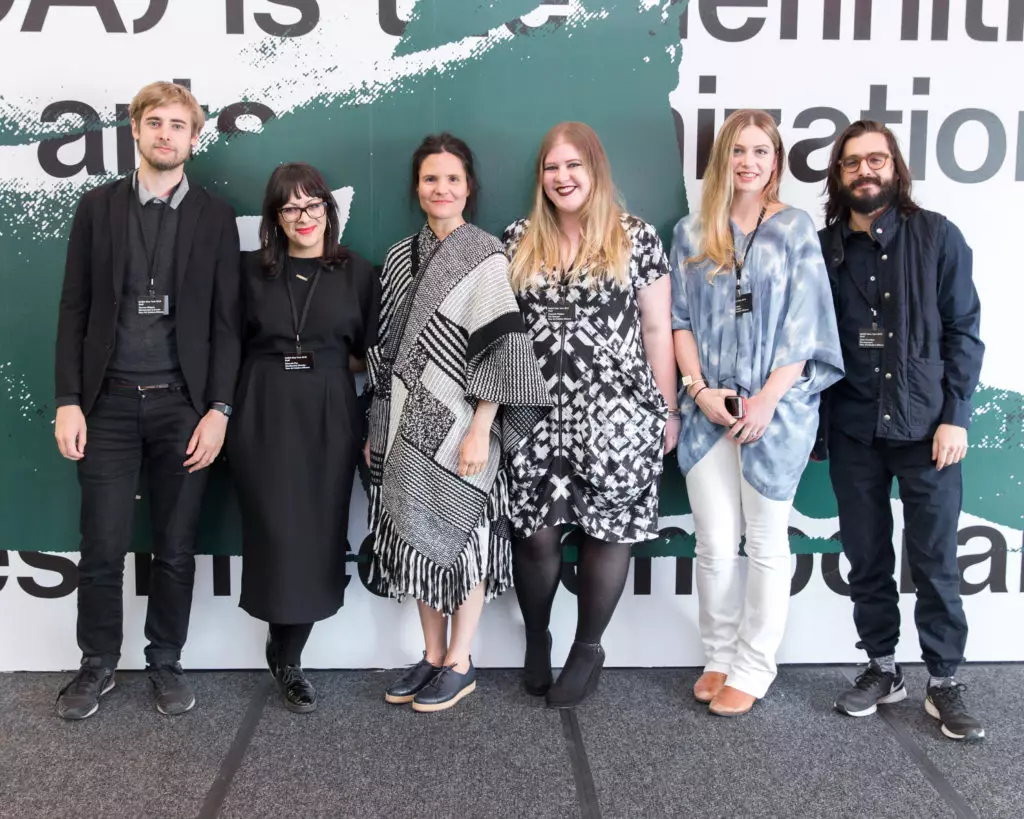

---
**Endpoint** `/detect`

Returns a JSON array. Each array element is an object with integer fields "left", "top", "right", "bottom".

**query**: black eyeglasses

[
  {"left": 279, "top": 201, "right": 327, "bottom": 222},
  {"left": 839, "top": 153, "right": 891, "bottom": 173}
]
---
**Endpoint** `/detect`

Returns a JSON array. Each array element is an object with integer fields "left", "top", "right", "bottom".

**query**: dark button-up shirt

[
  {"left": 818, "top": 205, "right": 984, "bottom": 448},
  {"left": 830, "top": 219, "right": 887, "bottom": 444}
]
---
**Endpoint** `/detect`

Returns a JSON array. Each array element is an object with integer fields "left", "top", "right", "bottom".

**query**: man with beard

[
  {"left": 815, "top": 121, "right": 985, "bottom": 740},
  {"left": 53, "top": 82, "right": 240, "bottom": 719}
]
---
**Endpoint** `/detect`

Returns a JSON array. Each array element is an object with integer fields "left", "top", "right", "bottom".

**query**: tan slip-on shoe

[
  {"left": 693, "top": 671, "right": 728, "bottom": 703},
  {"left": 709, "top": 684, "right": 756, "bottom": 717}
]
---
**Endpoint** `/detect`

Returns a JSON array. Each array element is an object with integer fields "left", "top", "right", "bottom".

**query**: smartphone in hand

[{"left": 724, "top": 395, "right": 746, "bottom": 419}]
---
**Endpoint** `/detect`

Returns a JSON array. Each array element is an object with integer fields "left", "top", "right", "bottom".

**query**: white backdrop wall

[{"left": 0, "top": 1, "right": 1020, "bottom": 671}]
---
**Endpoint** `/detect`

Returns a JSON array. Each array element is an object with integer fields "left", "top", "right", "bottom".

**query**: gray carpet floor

[{"left": 0, "top": 664, "right": 1018, "bottom": 819}]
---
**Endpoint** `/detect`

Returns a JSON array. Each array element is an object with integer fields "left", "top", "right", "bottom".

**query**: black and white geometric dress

[{"left": 502, "top": 214, "right": 670, "bottom": 545}]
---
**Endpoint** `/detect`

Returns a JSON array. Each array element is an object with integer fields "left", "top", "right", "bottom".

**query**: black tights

[
  {"left": 268, "top": 622, "right": 314, "bottom": 667},
  {"left": 512, "top": 526, "right": 632, "bottom": 645}
]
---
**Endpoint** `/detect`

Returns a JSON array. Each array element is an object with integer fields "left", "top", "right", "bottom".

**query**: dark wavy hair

[
  {"left": 259, "top": 162, "right": 348, "bottom": 277},
  {"left": 409, "top": 132, "right": 479, "bottom": 220},
  {"left": 824, "top": 120, "right": 919, "bottom": 227}
]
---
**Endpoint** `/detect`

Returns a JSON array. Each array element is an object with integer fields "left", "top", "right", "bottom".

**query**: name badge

[
  {"left": 137, "top": 295, "right": 170, "bottom": 316},
  {"left": 734, "top": 292, "right": 753, "bottom": 316},
  {"left": 858, "top": 328, "right": 886, "bottom": 349},
  {"left": 284, "top": 352, "right": 315, "bottom": 371},
  {"left": 547, "top": 303, "right": 577, "bottom": 325}
]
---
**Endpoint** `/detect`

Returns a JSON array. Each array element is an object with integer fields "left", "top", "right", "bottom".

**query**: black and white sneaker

[
  {"left": 148, "top": 662, "right": 196, "bottom": 716},
  {"left": 56, "top": 662, "right": 116, "bottom": 720},
  {"left": 925, "top": 683, "right": 985, "bottom": 741},
  {"left": 834, "top": 664, "right": 907, "bottom": 717}
]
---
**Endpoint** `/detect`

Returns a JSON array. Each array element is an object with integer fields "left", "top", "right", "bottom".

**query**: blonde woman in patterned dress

[{"left": 503, "top": 121, "right": 679, "bottom": 708}]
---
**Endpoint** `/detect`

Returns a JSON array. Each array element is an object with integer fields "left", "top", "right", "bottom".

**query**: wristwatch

[{"left": 209, "top": 402, "right": 233, "bottom": 418}]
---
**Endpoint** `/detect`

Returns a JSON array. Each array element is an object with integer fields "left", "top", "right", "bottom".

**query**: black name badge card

[
  {"left": 734, "top": 292, "right": 753, "bottom": 315},
  {"left": 858, "top": 328, "right": 886, "bottom": 349},
  {"left": 283, "top": 352, "right": 315, "bottom": 371},
  {"left": 547, "top": 303, "right": 577, "bottom": 325},
  {"left": 137, "top": 295, "right": 170, "bottom": 316}
]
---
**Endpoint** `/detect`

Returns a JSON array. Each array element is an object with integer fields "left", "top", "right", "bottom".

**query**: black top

[
  {"left": 829, "top": 221, "right": 886, "bottom": 444},
  {"left": 229, "top": 248, "right": 380, "bottom": 622},
  {"left": 239, "top": 253, "right": 376, "bottom": 361},
  {"left": 54, "top": 174, "right": 241, "bottom": 415},
  {"left": 107, "top": 196, "right": 183, "bottom": 384},
  {"left": 817, "top": 206, "right": 983, "bottom": 450}
]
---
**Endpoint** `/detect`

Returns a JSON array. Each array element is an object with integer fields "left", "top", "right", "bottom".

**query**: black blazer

[{"left": 54, "top": 175, "right": 242, "bottom": 415}]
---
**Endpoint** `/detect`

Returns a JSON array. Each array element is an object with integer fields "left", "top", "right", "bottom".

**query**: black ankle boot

[
  {"left": 523, "top": 630, "right": 553, "bottom": 696},
  {"left": 545, "top": 642, "right": 605, "bottom": 709},
  {"left": 277, "top": 665, "right": 317, "bottom": 714}
]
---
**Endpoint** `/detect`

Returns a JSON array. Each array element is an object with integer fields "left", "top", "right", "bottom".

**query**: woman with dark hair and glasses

[
  {"left": 228, "top": 162, "right": 379, "bottom": 713},
  {"left": 364, "top": 133, "right": 550, "bottom": 712}
]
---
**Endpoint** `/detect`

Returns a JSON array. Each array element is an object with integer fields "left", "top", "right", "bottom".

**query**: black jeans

[
  {"left": 829, "top": 429, "right": 968, "bottom": 677},
  {"left": 76, "top": 383, "right": 208, "bottom": 668}
]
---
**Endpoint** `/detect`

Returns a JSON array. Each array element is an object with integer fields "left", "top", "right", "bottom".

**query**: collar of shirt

[
  {"left": 134, "top": 170, "right": 190, "bottom": 210},
  {"left": 841, "top": 205, "right": 901, "bottom": 250}
]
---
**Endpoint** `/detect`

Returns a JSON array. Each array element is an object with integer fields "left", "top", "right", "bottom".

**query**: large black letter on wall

[
  {"left": 22, "top": 0, "right": 126, "bottom": 32},
  {"left": 699, "top": 0, "right": 768, "bottom": 42},
  {"left": 936, "top": 108, "right": 1006, "bottom": 183},
  {"left": 790, "top": 107, "right": 851, "bottom": 183},
  {"left": 957, "top": 526, "right": 1008, "bottom": 594},
  {"left": 18, "top": 552, "right": 78, "bottom": 599},
  {"left": 256, "top": 0, "right": 318, "bottom": 36},
  {"left": 38, "top": 100, "right": 105, "bottom": 178}
]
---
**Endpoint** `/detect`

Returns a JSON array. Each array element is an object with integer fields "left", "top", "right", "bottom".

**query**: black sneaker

[
  {"left": 925, "top": 683, "right": 985, "bottom": 741},
  {"left": 834, "top": 664, "right": 907, "bottom": 717},
  {"left": 148, "top": 662, "right": 196, "bottom": 716},
  {"left": 56, "top": 662, "right": 116, "bottom": 720}
]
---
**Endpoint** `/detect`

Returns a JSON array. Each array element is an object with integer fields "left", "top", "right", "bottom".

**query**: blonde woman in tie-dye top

[{"left": 669, "top": 109, "right": 843, "bottom": 716}]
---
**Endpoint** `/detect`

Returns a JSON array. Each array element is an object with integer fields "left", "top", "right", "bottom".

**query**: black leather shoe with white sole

[
  {"left": 56, "top": 663, "right": 116, "bottom": 721},
  {"left": 834, "top": 664, "right": 907, "bottom": 717},
  {"left": 925, "top": 682, "right": 985, "bottom": 741}
]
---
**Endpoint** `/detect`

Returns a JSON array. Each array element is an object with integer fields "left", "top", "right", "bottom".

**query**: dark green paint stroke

[
  {"left": 393, "top": 0, "right": 544, "bottom": 56},
  {"left": 189, "top": 0, "right": 686, "bottom": 258},
  {"left": 791, "top": 384, "right": 1024, "bottom": 531}
]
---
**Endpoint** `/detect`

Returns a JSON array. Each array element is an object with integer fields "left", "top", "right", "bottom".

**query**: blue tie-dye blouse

[{"left": 669, "top": 207, "right": 844, "bottom": 501}]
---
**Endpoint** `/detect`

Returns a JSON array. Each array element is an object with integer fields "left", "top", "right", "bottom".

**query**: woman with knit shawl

[{"left": 364, "top": 134, "right": 551, "bottom": 712}]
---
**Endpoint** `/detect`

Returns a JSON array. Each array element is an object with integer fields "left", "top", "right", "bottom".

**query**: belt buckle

[{"left": 137, "top": 383, "right": 170, "bottom": 392}]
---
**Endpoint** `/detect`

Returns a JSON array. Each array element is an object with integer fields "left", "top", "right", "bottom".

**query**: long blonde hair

[
  {"left": 508, "top": 122, "right": 630, "bottom": 291},
  {"left": 690, "top": 109, "right": 785, "bottom": 277}
]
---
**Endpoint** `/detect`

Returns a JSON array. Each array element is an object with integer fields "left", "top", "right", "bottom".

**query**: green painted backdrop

[{"left": 0, "top": 1, "right": 1020, "bottom": 559}]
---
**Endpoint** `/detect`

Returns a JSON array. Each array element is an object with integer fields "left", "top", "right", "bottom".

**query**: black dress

[{"left": 229, "top": 251, "right": 379, "bottom": 623}]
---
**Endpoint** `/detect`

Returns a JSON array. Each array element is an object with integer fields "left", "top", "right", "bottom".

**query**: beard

[
  {"left": 139, "top": 143, "right": 187, "bottom": 172},
  {"left": 837, "top": 175, "right": 898, "bottom": 215}
]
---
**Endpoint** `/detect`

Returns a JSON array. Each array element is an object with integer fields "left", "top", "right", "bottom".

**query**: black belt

[{"left": 105, "top": 378, "right": 186, "bottom": 393}]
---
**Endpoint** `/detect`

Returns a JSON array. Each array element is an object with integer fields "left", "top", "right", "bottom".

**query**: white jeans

[{"left": 685, "top": 435, "right": 794, "bottom": 698}]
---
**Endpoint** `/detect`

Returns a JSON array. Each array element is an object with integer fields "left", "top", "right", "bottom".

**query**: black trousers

[
  {"left": 76, "top": 383, "right": 208, "bottom": 667},
  {"left": 828, "top": 429, "right": 967, "bottom": 677}
]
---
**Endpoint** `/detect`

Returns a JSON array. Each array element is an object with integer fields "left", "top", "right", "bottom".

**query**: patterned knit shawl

[{"left": 365, "top": 223, "right": 551, "bottom": 614}]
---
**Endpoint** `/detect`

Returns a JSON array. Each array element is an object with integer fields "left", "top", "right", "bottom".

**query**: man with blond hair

[{"left": 53, "top": 81, "right": 241, "bottom": 719}]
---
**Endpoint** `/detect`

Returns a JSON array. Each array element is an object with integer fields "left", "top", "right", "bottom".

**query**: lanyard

[
  {"left": 734, "top": 206, "right": 766, "bottom": 292},
  {"left": 283, "top": 260, "right": 322, "bottom": 354},
  {"left": 133, "top": 195, "right": 170, "bottom": 296}
]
